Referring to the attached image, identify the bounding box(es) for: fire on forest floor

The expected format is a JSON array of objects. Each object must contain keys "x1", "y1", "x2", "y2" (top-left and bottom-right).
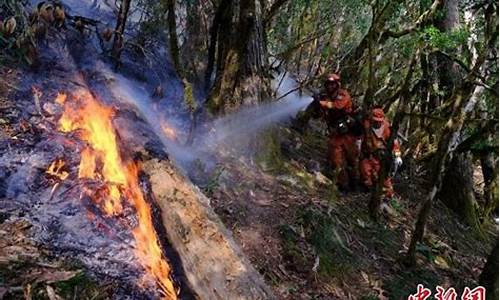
[
  {"x1": 0, "y1": 66, "x2": 181, "y2": 299},
  {"x1": 0, "y1": 218, "x2": 108, "y2": 299},
  {"x1": 56, "y1": 88, "x2": 178, "y2": 298},
  {"x1": 187, "y1": 124, "x2": 498, "y2": 300}
]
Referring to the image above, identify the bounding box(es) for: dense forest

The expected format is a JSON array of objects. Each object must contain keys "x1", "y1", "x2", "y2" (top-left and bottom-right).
[{"x1": 0, "y1": 0, "x2": 498, "y2": 299}]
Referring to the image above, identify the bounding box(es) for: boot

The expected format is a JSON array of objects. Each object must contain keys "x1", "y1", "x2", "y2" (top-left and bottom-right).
[
  {"x1": 359, "y1": 183, "x2": 371, "y2": 193},
  {"x1": 337, "y1": 182, "x2": 350, "y2": 194},
  {"x1": 349, "y1": 179, "x2": 362, "y2": 193}
]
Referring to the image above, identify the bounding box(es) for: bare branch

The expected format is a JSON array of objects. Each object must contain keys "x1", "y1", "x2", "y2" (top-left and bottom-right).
[
  {"x1": 379, "y1": 0, "x2": 443, "y2": 41},
  {"x1": 263, "y1": 0, "x2": 289, "y2": 28}
]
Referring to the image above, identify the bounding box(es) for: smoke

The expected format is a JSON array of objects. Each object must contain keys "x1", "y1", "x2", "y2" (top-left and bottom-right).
[
  {"x1": 103, "y1": 70, "x2": 194, "y2": 163},
  {"x1": 104, "y1": 68, "x2": 312, "y2": 171},
  {"x1": 52, "y1": 0, "x2": 313, "y2": 171}
]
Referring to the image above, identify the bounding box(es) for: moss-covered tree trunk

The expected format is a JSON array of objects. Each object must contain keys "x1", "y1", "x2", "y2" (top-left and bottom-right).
[
  {"x1": 482, "y1": 156, "x2": 499, "y2": 221},
  {"x1": 439, "y1": 82, "x2": 486, "y2": 231},
  {"x1": 433, "y1": 0, "x2": 461, "y2": 99},
  {"x1": 404, "y1": 17, "x2": 496, "y2": 261},
  {"x1": 206, "y1": 0, "x2": 271, "y2": 114},
  {"x1": 479, "y1": 240, "x2": 499, "y2": 300},
  {"x1": 404, "y1": 14, "x2": 496, "y2": 259},
  {"x1": 439, "y1": 152, "x2": 481, "y2": 231},
  {"x1": 182, "y1": 0, "x2": 211, "y2": 82},
  {"x1": 405, "y1": 90, "x2": 469, "y2": 266},
  {"x1": 164, "y1": 0, "x2": 197, "y2": 144},
  {"x1": 164, "y1": 0, "x2": 182, "y2": 77}
]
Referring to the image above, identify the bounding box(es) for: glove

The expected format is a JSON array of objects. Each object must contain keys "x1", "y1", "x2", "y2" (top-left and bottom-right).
[
  {"x1": 312, "y1": 92, "x2": 322, "y2": 102},
  {"x1": 355, "y1": 139, "x2": 362, "y2": 152},
  {"x1": 394, "y1": 156, "x2": 403, "y2": 168}
]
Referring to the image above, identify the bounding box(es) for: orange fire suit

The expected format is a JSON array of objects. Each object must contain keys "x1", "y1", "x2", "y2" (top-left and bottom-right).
[
  {"x1": 319, "y1": 89, "x2": 360, "y2": 188},
  {"x1": 360, "y1": 118, "x2": 400, "y2": 197}
]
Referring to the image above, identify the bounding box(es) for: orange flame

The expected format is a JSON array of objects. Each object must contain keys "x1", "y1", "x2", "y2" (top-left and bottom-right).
[
  {"x1": 78, "y1": 147, "x2": 97, "y2": 179},
  {"x1": 57, "y1": 90, "x2": 177, "y2": 299},
  {"x1": 160, "y1": 121, "x2": 178, "y2": 141},
  {"x1": 46, "y1": 159, "x2": 69, "y2": 181},
  {"x1": 125, "y1": 162, "x2": 177, "y2": 296},
  {"x1": 55, "y1": 92, "x2": 67, "y2": 105}
]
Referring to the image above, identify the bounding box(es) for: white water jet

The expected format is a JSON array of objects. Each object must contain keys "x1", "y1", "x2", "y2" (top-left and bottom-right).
[
  {"x1": 199, "y1": 75, "x2": 312, "y2": 149},
  {"x1": 105, "y1": 69, "x2": 312, "y2": 169}
]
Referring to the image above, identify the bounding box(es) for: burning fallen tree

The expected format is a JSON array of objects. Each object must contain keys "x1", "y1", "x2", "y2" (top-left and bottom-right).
[
  {"x1": 55, "y1": 89, "x2": 178, "y2": 298},
  {"x1": 1, "y1": 72, "x2": 274, "y2": 299},
  {"x1": 0, "y1": 1, "x2": 275, "y2": 297}
]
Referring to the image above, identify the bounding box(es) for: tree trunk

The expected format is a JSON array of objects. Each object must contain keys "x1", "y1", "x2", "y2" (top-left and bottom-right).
[
  {"x1": 439, "y1": 152, "x2": 481, "y2": 231},
  {"x1": 205, "y1": 0, "x2": 230, "y2": 90},
  {"x1": 164, "y1": 0, "x2": 182, "y2": 77},
  {"x1": 164, "y1": 0, "x2": 198, "y2": 145},
  {"x1": 407, "y1": 6, "x2": 497, "y2": 264},
  {"x1": 111, "y1": 0, "x2": 131, "y2": 65},
  {"x1": 363, "y1": 28, "x2": 375, "y2": 112},
  {"x1": 181, "y1": 0, "x2": 211, "y2": 82},
  {"x1": 342, "y1": 0, "x2": 400, "y2": 83},
  {"x1": 477, "y1": 93, "x2": 498, "y2": 220},
  {"x1": 479, "y1": 141, "x2": 496, "y2": 190},
  {"x1": 206, "y1": 0, "x2": 271, "y2": 114},
  {"x1": 142, "y1": 157, "x2": 276, "y2": 299},
  {"x1": 433, "y1": 0, "x2": 461, "y2": 100},
  {"x1": 482, "y1": 157, "x2": 499, "y2": 221},
  {"x1": 263, "y1": 0, "x2": 289, "y2": 28},
  {"x1": 439, "y1": 81, "x2": 485, "y2": 230},
  {"x1": 479, "y1": 240, "x2": 499, "y2": 300},
  {"x1": 405, "y1": 85, "x2": 478, "y2": 265}
]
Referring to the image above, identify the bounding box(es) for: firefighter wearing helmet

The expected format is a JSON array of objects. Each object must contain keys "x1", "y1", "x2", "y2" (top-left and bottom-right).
[
  {"x1": 317, "y1": 73, "x2": 363, "y2": 191},
  {"x1": 360, "y1": 107, "x2": 403, "y2": 198}
]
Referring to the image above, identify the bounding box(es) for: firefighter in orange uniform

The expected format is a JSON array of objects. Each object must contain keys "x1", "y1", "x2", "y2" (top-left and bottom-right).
[
  {"x1": 317, "y1": 73, "x2": 363, "y2": 191},
  {"x1": 360, "y1": 107, "x2": 402, "y2": 198}
]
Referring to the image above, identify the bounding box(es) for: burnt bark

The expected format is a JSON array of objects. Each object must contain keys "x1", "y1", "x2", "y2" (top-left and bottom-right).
[
  {"x1": 111, "y1": 0, "x2": 131, "y2": 65},
  {"x1": 206, "y1": 0, "x2": 271, "y2": 114},
  {"x1": 205, "y1": 0, "x2": 230, "y2": 90},
  {"x1": 143, "y1": 159, "x2": 276, "y2": 299},
  {"x1": 479, "y1": 240, "x2": 499, "y2": 300},
  {"x1": 165, "y1": 0, "x2": 182, "y2": 78}
]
